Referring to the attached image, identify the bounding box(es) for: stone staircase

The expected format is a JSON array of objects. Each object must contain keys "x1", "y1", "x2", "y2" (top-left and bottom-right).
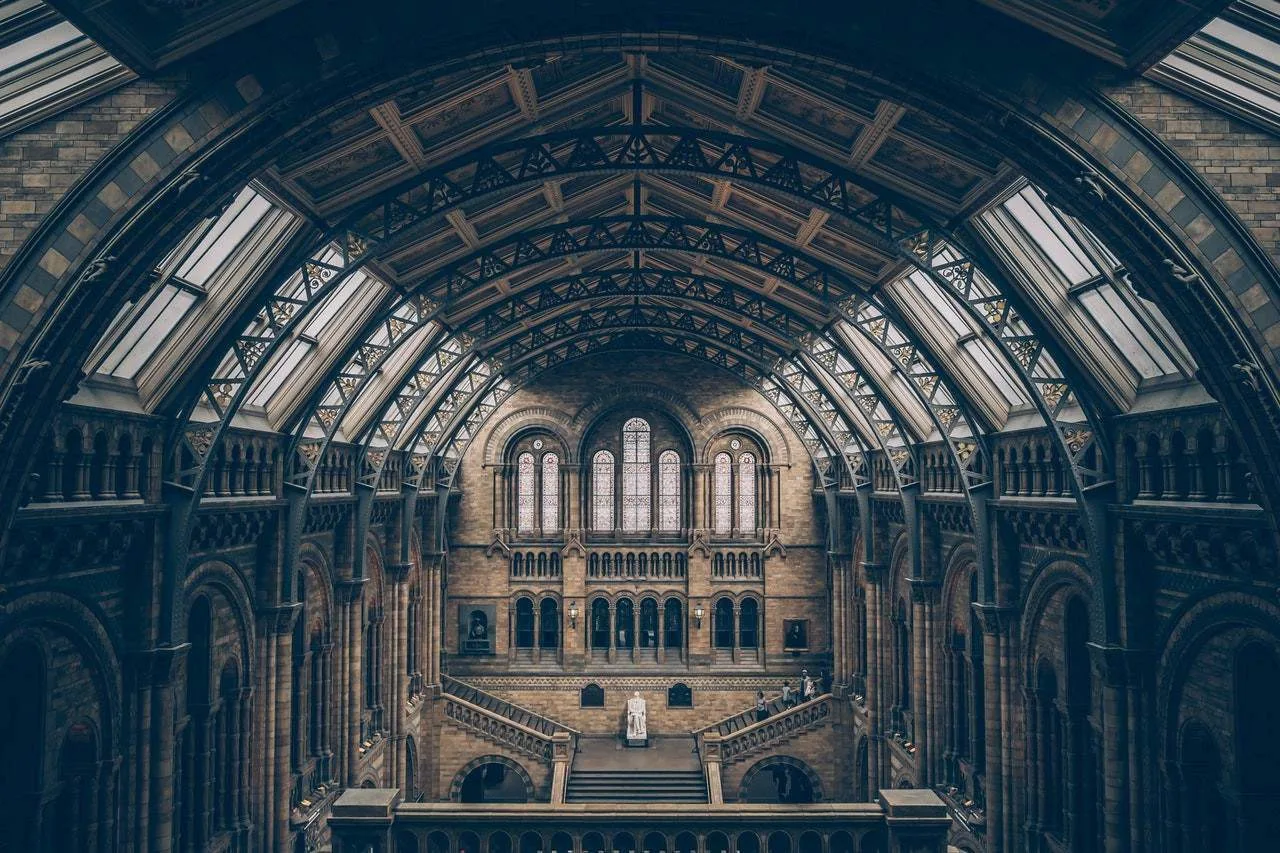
[
  {"x1": 440, "y1": 674, "x2": 571, "y2": 738},
  {"x1": 693, "y1": 696, "x2": 791, "y2": 738},
  {"x1": 565, "y1": 769, "x2": 708, "y2": 803}
]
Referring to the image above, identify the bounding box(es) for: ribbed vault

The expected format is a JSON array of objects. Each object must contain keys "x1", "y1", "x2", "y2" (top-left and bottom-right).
[{"x1": 7, "y1": 6, "x2": 1278, "y2": 608}]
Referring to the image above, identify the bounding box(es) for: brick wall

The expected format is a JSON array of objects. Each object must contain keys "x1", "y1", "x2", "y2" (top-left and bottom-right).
[
  {"x1": 1106, "y1": 78, "x2": 1280, "y2": 266},
  {"x1": 0, "y1": 80, "x2": 177, "y2": 277}
]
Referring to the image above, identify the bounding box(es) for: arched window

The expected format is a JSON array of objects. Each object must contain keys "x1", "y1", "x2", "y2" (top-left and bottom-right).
[
  {"x1": 616, "y1": 598, "x2": 635, "y2": 649},
  {"x1": 664, "y1": 599, "x2": 683, "y2": 650},
  {"x1": 622, "y1": 418, "x2": 651, "y2": 532},
  {"x1": 541, "y1": 453, "x2": 560, "y2": 534},
  {"x1": 516, "y1": 452, "x2": 536, "y2": 533},
  {"x1": 714, "y1": 452, "x2": 732, "y2": 535},
  {"x1": 658, "y1": 450, "x2": 681, "y2": 531},
  {"x1": 539, "y1": 598, "x2": 559, "y2": 649},
  {"x1": 592, "y1": 450, "x2": 615, "y2": 531},
  {"x1": 739, "y1": 598, "x2": 759, "y2": 648},
  {"x1": 639, "y1": 598, "x2": 659, "y2": 648},
  {"x1": 738, "y1": 452, "x2": 757, "y2": 533},
  {"x1": 514, "y1": 597, "x2": 535, "y2": 648},
  {"x1": 714, "y1": 598, "x2": 735, "y2": 649},
  {"x1": 590, "y1": 599, "x2": 610, "y2": 650}
]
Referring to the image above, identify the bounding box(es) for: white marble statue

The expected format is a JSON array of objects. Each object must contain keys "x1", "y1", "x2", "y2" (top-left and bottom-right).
[{"x1": 626, "y1": 691, "x2": 648, "y2": 740}]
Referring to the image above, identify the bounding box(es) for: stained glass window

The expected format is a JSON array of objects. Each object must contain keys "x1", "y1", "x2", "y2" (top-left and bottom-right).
[
  {"x1": 714, "y1": 452, "x2": 732, "y2": 535},
  {"x1": 738, "y1": 452, "x2": 756, "y2": 533},
  {"x1": 592, "y1": 450, "x2": 615, "y2": 531},
  {"x1": 658, "y1": 450, "x2": 681, "y2": 532},
  {"x1": 541, "y1": 453, "x2": 560, "y2": 534},
  {"x1": 622, "y1": 418, "x2": 651, "y2": 532},
  {"x1": 516, "y1": 452, "x2": 536, "y2": 533}
]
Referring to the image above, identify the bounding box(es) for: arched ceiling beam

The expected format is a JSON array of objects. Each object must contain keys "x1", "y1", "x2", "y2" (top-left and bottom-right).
[
  {"x1": 405, "y1": 322, "x2": 871, "y2": 492},
  {"x1": 170, "y1": 125, "x2": 1103, "y2": 478},
  {"x1": 164, "y1": 130, "x2": 1112, "y2": 563}
]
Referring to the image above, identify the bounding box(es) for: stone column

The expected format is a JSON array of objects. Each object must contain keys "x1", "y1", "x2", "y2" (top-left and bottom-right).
[
  {"x1": 975, "y1": 604, "x2": 1011, "y2": 853},
  {"x1": 907, "y1": 578, "x2": 935, "y2": 785},
  {"x1": 862, "y1": 560, "x2": 886, "y2": 794},
  {"x1": 259, "y1": 603, "x2": 300, "y2": 853},
  {"x1": 337, "y1": 579, "x2": 367, "y2": 785},
  {"x1": 388, "y1": 563, "x2": 411, "y2": 787}
]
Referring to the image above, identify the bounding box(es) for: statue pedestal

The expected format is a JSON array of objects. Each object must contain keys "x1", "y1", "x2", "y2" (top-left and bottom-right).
[{"x1": 625, "y1": 735, "x2": 648, "y2": 748}]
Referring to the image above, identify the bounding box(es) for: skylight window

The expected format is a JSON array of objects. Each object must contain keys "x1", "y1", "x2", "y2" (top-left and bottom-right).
[
  {"x1": 0, "y1": 2, "x2": 133, "y2": 138},
  {"x1": 88, "y1": 185, "x2": 290, "y2": 383},
  {"x1": 977, "y1": 183, "x2": 1195, "y2": 389},
  {"x1": 1150, "y1": 1, "x2": 1280, "y2": 134}
]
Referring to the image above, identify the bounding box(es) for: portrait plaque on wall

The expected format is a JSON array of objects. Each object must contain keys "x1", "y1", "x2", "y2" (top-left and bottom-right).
[
  {"x1": 459, "y1": 604, "x2": 497, "y2": 654},
  {"x1": 783, "y1": 619, "x2": 809, "y2": 651}
]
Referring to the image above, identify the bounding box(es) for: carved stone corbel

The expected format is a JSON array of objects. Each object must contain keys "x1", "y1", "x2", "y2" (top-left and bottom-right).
[
  {"x1": 485, "y1": 528, "x2": 511, "y2": 558},
  {"x1": 762, "y1": 528, "x2": 787, "y2": 558},
  {"x1": 560, "y1": 529, "x2": 585, "y2": 559},
  {"x1": 688, "y1": 529, "x2": 711, "y2": 557}
]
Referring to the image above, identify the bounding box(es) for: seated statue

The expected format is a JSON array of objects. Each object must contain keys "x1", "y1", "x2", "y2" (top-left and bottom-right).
[{"x1": 626, "y1": 691, "x2": 648, "y2": 744}]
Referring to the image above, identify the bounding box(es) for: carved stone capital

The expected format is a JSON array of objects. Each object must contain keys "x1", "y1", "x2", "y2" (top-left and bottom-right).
[
  {"x1": 971, "y1": 602, "x2": 1016, "y2": 636},
  {"x1": 259, "y1": 602, "x2": 302, "y2": 635},
  {"x1": 335, "y1": 577, "x2": 367, "y2": 605},
  {"x1": 1088, "y1": 643, "x2": 1150, "y2": 688},
  {"x1": 129, "y1": 643, "x2": 190, "y2": 689},
  {"x1": 387, "y1": 561, "x2": 413, "y2": 584}
]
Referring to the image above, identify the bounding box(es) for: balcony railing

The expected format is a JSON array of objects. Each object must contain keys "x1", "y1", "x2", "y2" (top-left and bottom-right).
[{"x1": 328, "y1": 792, "x2": 952, "y2": 853}]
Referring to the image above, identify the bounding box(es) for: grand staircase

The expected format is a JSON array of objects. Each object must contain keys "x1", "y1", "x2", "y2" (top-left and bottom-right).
[
  {"x1": 565, "y1": 768, "x2": 708, "y2": 803},
  {"x1": 565, "y1": 735, "x2": 708, "y2": 803}
]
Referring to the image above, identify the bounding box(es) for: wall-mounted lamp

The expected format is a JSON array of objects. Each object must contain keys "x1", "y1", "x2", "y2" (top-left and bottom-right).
[
  {"x1": 693, "y1": 602, "x2": 705, "y2": 629},
  {"x1": 568, "y1": 600, "x2": 579, "y2": 629}
]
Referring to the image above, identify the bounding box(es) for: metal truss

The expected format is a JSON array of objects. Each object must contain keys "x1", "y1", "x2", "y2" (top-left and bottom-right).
[
  {"x1": 164, "y1": 127, "x2": 1112, "y2": 566},
  {"x1": 405, "y1": 323, "x2": 870, "y2": 492}
]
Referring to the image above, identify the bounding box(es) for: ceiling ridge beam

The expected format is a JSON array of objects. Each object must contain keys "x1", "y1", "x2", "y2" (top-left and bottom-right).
[
  {"x1": 735, "y1": 66, "x2": 768, "y2": 121},
  {"x1": 506, "y1": 65, "x2": 540, "y2": 121},
  {"x1": 369, "y1": 100, "x2": 429, "y2": 171},
  {"x1": 849, "y1": 101, "x2": 907, "y2": 168}
]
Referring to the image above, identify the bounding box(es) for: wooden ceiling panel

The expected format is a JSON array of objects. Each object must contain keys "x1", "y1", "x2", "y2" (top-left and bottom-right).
[
  {"x1": 411, "y1": 82, "x2": 516, "y2": 152},
  {"x1": 755, "y1": 80, "x2": 865, "y2": 152},
  {"x1": 292, "y1": 136, "x2": 404, "y2": 201}
]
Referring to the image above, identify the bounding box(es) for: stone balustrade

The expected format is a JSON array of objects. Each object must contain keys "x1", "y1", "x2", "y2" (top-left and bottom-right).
[{"x1": 328, "y1": 789, "x2": 952, "y2": 853}]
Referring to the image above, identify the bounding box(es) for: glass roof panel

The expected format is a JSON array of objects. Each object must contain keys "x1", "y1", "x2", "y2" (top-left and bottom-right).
[
  {"x1": 88, "y1": 184, "x2": 294, "y2": 384},
  {"x1": 977, "y1": 183, "x2": 1195, "y2": 389},
  {"x1": 1149, "y1": 1, "x2": 1280, "y2": 134},
  {"x1": 0, "y1": 1, "x2": 133, "y2": 138}
]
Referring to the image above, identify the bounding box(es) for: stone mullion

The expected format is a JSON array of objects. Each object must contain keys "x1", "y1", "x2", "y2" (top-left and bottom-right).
[
  {"x1": 41, "y1": 445, "x2": 64, "y2": 501},
  {"x1": 607, "y1": 603, "x2": 617, "y2": 663},
  {"x1": 428, "y1": 560, "x2": 443, "y2": 686}
]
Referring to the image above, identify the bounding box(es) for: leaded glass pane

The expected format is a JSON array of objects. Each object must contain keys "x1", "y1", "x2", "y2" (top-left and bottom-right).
[
  {"x1": 714, "y1": 452, "x2": 732, "y2": 535},
  {"x1": 622, "y1": 418, "x2": 651, "y2": 532},
  {"x1": 738, "y1": 453, "x2": 756, "y2": 534},
  {"x1": 593, "y1": 450, "x2": 615, "y2": 532},
  {"x1": 541, "y1": 453, "x2": 560, "y2": 534},
  {"x1": 658, "y1": 450, "x2": 681, "y2": 532},
  {"x1": 517, "y1": 452, "x2": 536, "y2": 533}
]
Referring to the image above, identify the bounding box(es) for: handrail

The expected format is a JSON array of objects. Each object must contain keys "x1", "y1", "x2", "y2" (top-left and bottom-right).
[
  {"x1": 698, "y1": 695, "x2": 833, "y2": 766},
  {"x1": 691, "y1": 695, "x2": 790, "y2": 737},
  {"x1": 442, "y1": 694, "x2": 559, "y2": 761},
  {"x1": 441, "y1": 674, "x2": 581, "y2": 737}
]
